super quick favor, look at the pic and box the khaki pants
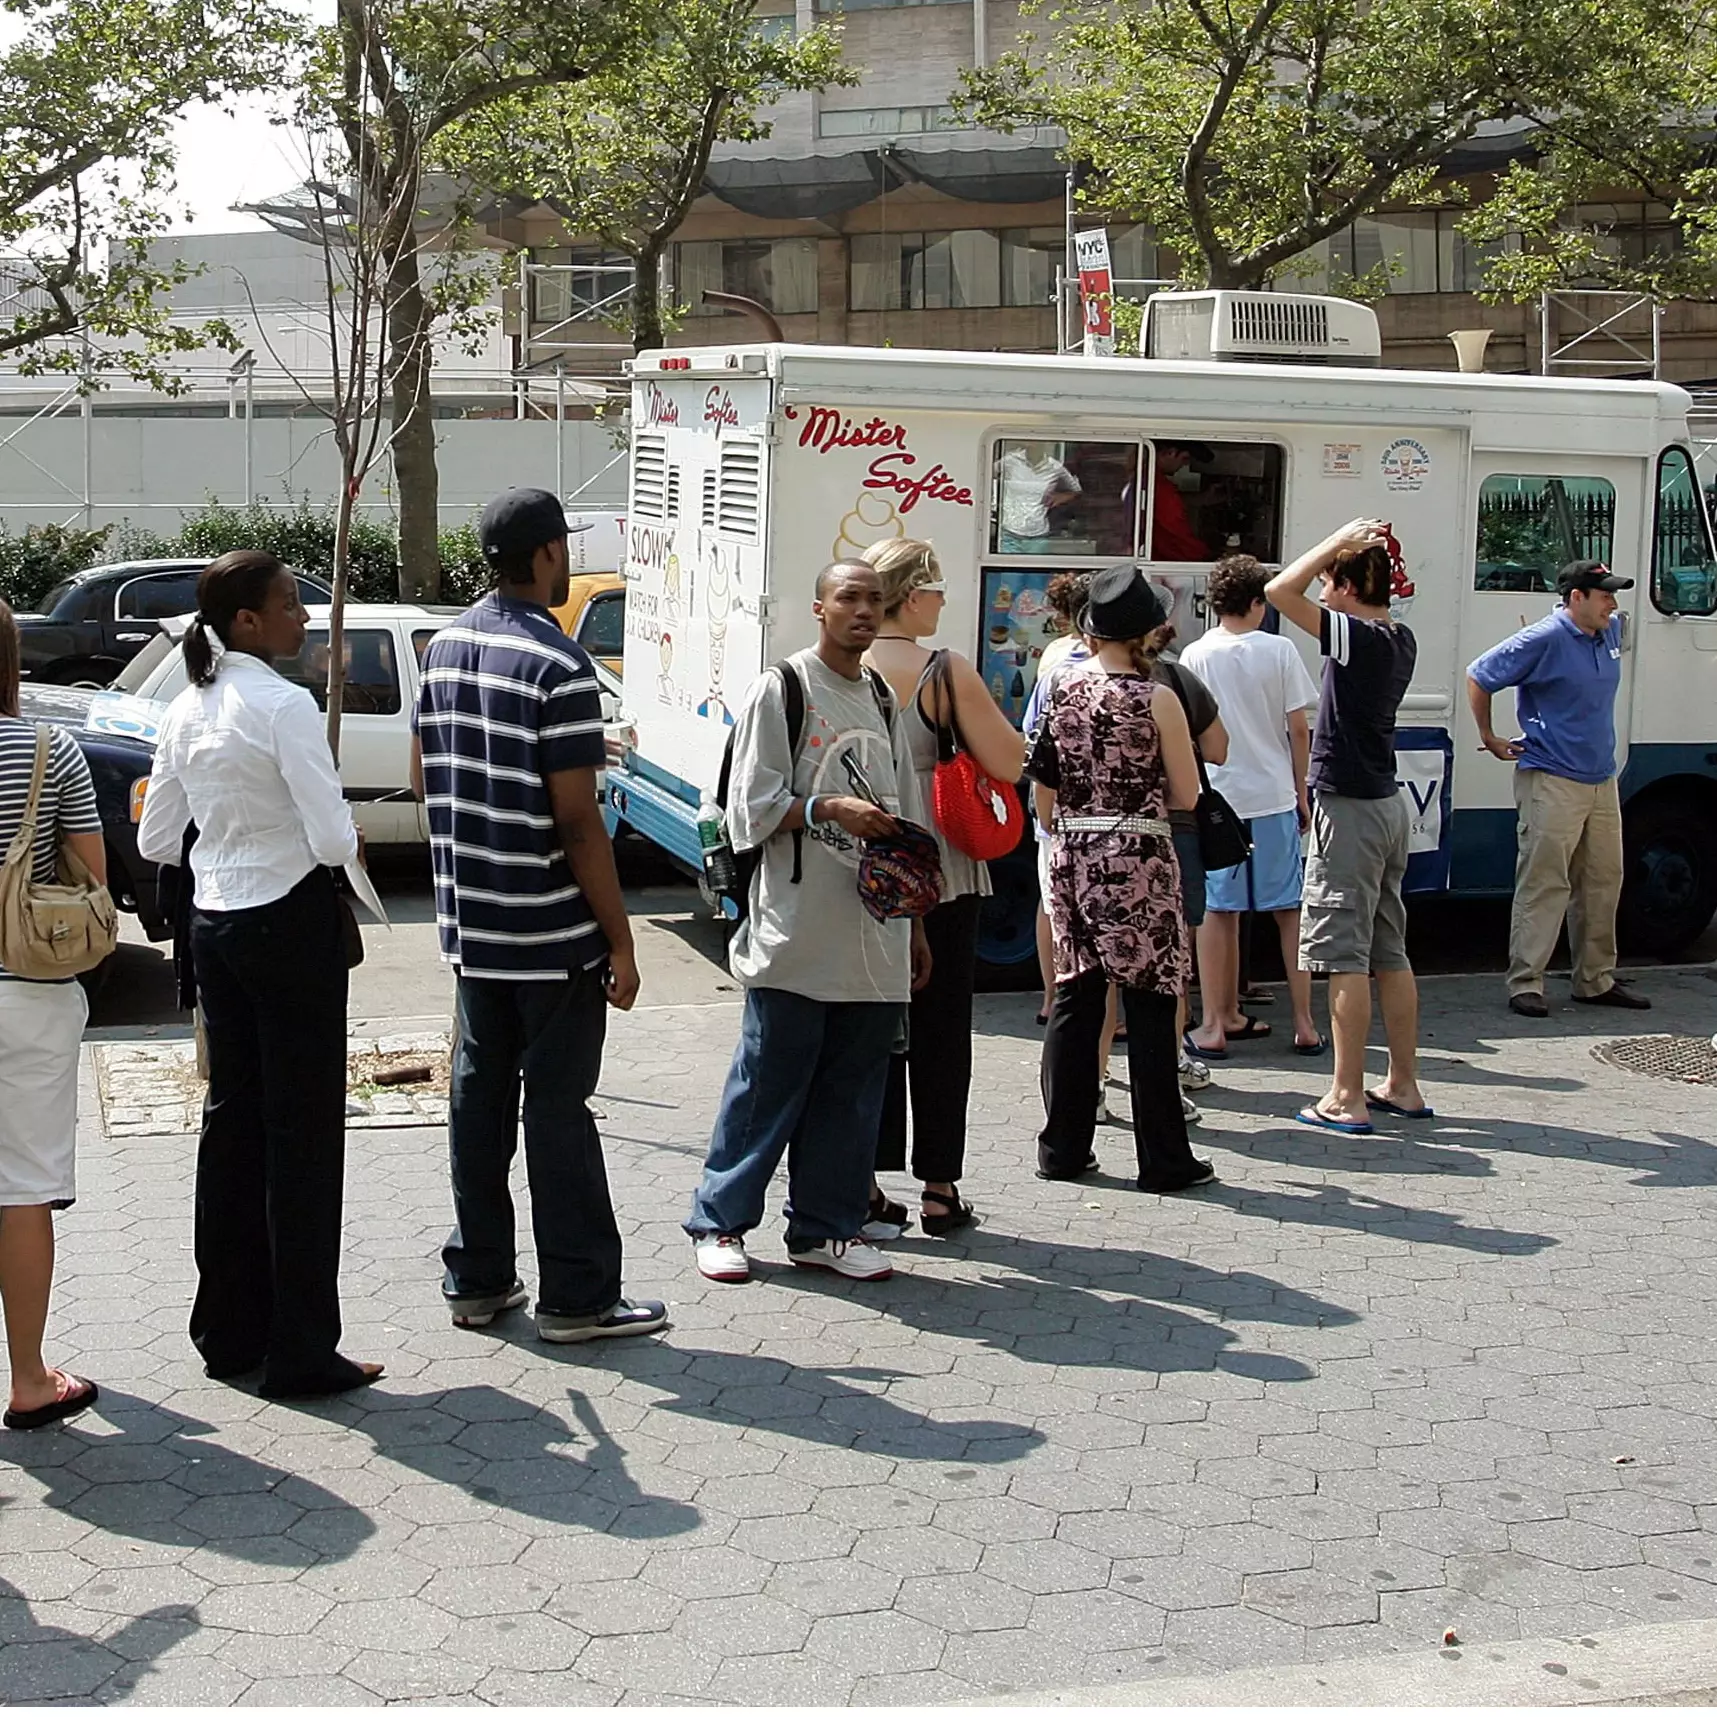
[1508,770,1623,998]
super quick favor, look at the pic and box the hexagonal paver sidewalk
[8,971,1717,1704]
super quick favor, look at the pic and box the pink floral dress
[1027,667,1191,998]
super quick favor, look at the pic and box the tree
[0,0,294,385]
[309,0,657,601]
[961,0,1683,292]
[1456,12,1717,304]
[440,0,855,353]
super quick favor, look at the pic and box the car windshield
[39,577,81,616]
[113,632,177,694]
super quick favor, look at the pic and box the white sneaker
[789,1238,893,1281]
[1178,1053,1212,1092]
[1182,1092,1203,1125]
[693,1233,750,1283]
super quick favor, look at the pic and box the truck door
[1455,453,1642,891]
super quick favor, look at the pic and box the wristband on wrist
[805,795,819,829]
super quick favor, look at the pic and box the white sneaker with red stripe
[693,1234,751,1283]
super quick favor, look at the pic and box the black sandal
[920,1186,975,1237]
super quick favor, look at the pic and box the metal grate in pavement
[1592,1033,1717,1084]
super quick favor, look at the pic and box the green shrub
[5,502,499,611]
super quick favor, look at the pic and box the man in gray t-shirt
[686,561,930,1287]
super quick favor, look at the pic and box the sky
[166,102,306,233]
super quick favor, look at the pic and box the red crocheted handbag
[928,651,1025,863]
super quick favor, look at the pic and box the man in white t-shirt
[1179,555,1322,1058]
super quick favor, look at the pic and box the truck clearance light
[129,778,148,823]
[658,357,692,370]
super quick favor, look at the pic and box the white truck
[604,307,1717,972]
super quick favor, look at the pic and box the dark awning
[888,142,1068,204]
[703,151,898,220]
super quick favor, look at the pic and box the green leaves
[963,0,1694,292]
[0,0,297,382]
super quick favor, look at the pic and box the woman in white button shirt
[139,551,383,1399]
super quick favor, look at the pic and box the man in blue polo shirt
[412,486,665,1344]
[1467,559,1649,1019]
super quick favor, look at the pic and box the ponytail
[185,550,288,686]
[1127,621,1177,679]
[183,616,218,687]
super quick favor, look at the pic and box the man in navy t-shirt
[1467,559,1648,1019]
[1267,520,1428,1136]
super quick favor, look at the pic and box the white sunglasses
[915,580,947,595]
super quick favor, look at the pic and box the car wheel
[1620,793,1717,956]
[51,658,123,689]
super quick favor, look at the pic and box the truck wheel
[976,852,1042,988]
[1620,795,1717,956]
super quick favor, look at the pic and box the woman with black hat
[1027,563,1216,1192]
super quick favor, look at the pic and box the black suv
[18,559,333,687]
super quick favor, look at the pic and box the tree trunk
[631,244,665,355]
[326,472,355,765]
[387,238,441,603]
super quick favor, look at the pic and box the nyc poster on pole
[1075,228,1115,357]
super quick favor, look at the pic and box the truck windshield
[1652,445,1717,616]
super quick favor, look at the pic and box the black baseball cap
[1557,559,1634,597]
[1077,562,1169,641]
[1157,439,1215,463]
[479,487,575,565]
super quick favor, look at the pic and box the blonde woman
[863,538,1025,1236]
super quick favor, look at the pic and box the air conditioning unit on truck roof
[1143,289,1382,366]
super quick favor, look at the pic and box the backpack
[712,658,893,928]
[0,724,119,979]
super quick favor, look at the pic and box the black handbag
[1160,662,1253,873]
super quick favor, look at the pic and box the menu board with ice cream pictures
[978,568,1063,725]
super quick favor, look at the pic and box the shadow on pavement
[0,1390,374,1567]
[0,1569,199,1703]
[1210,1177,1557,1254]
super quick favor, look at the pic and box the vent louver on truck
[700,470,718,529]
[632,433,668,519]
[1142,290,1380,366]
[718,440,763,541]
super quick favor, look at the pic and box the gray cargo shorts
[1298,790,1411,975]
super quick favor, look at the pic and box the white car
[104,603,627,847]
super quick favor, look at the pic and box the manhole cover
[1592,1035,1717,1084]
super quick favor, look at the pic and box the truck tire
[976,850,1042,988]
[1620,794,1717,956]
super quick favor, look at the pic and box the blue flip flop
[1185,1032,1227,1062]
[1297,1105,1374,1136]
[1366,1090,1436,1119]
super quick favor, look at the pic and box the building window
[1000,227,1066,308]
[530,245,632,323]
[675,238,818,316]
[851,230,1001,311]
[817,105,961,137]
[815,0,966,10]
[750,11,795,40]
[1305,211,1521,295]
[1108,223,1160,288]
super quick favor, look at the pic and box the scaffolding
[1539,289,1663,380]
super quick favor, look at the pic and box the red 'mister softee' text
[792,405,973,514]
[704,388,740,430]
[643,381,680,426]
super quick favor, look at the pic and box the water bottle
[698,795,739,894]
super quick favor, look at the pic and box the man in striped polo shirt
[411,487,665,1345]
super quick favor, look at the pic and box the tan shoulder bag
[0,724,119,979]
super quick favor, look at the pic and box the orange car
[551,572,625,675]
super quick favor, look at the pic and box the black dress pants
[188,867,350,1394]
[1038,968,1199,1186]
[876,894,981,1184]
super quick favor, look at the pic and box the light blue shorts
[1205,808,1304,914]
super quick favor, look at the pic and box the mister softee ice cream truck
[603,293,1717,973]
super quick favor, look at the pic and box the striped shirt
[413,592,607,980]
[0,717,102,981]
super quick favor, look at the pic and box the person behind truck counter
[1027,564,1216,1193]
[862,537,1026,1241]
[1147,442,1214,563]
[998,441,1081,553]
[1466,560,1648,1020]
[1265,519,1429,1137]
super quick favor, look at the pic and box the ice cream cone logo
[833,493,902,561]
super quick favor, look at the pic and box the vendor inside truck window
[989,437,1284,563]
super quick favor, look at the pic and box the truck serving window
[1651,446,1717,617]
[988,437,1284,563]
[1475,474,1616,593]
